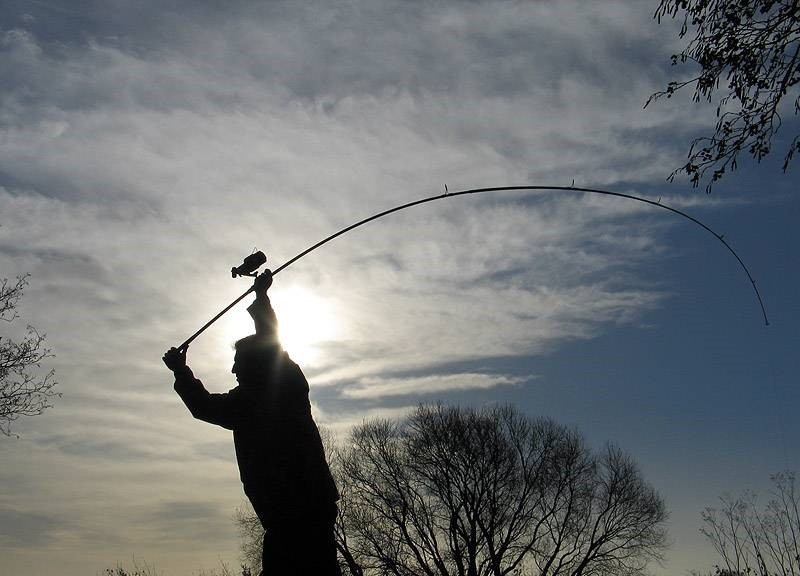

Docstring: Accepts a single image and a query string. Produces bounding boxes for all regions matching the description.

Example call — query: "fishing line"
[177,185,769,351]
[760,325,790,469]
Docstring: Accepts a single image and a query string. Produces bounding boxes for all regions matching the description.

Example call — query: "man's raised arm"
[163,347,244,430]
[247,270,278,340]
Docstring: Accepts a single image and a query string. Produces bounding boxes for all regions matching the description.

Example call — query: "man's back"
[228,351,338,517]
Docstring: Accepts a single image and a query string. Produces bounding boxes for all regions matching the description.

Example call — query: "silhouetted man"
[163,272,340,575]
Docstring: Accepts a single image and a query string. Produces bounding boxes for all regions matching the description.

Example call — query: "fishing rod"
[176,184,769,351]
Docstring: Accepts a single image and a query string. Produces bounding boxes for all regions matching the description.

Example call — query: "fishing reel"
[232,251,267,278]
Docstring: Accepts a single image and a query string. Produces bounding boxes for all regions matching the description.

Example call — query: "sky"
[0,1,798,575]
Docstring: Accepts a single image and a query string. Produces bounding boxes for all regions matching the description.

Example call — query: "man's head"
[232,334,281,385]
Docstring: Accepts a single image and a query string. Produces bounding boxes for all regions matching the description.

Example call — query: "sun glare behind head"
[272,285,339,366]
[220,284,339,368]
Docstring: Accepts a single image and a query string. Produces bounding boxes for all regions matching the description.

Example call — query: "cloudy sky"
[1,1,798,575]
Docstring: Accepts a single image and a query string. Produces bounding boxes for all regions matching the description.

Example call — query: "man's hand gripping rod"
[176,251,270,352]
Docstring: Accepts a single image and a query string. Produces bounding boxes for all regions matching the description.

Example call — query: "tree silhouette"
[648,0,800,191]
[0,275,58,436]
[699,471,800,576]
[234,404,663,576]
[235,405,667,575]
[234,404,668,575]
[337,405,667,576]
[233,500,263,575]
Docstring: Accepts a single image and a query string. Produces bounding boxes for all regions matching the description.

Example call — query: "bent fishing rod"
[176,184,769,351]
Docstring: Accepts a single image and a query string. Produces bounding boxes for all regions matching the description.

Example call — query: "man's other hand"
[163,347,187,372]
[254,269,273,293]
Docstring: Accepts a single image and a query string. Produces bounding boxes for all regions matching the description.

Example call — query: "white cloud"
[342,372,527,399]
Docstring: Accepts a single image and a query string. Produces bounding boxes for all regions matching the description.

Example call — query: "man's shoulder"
[280,353,306,377]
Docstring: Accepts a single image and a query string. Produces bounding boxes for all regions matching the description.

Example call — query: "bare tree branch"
[700,472,800,576]
[1,275,59,436]
[337,405,667,576]
[648,0,800,192]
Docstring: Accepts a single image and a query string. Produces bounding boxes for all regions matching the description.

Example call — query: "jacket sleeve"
[173,366,246,430]
[246,293,279,340]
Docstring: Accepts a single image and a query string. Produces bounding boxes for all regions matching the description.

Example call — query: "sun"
[273,285,340,365]
[222,284,340,367]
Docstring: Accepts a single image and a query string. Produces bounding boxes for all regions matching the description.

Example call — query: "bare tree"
[0,274,58,436]
[700,471,800,576]
[338,404,667,576]
[648,0,800,191]
[233,500,263,576]
[329,429,367,576]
